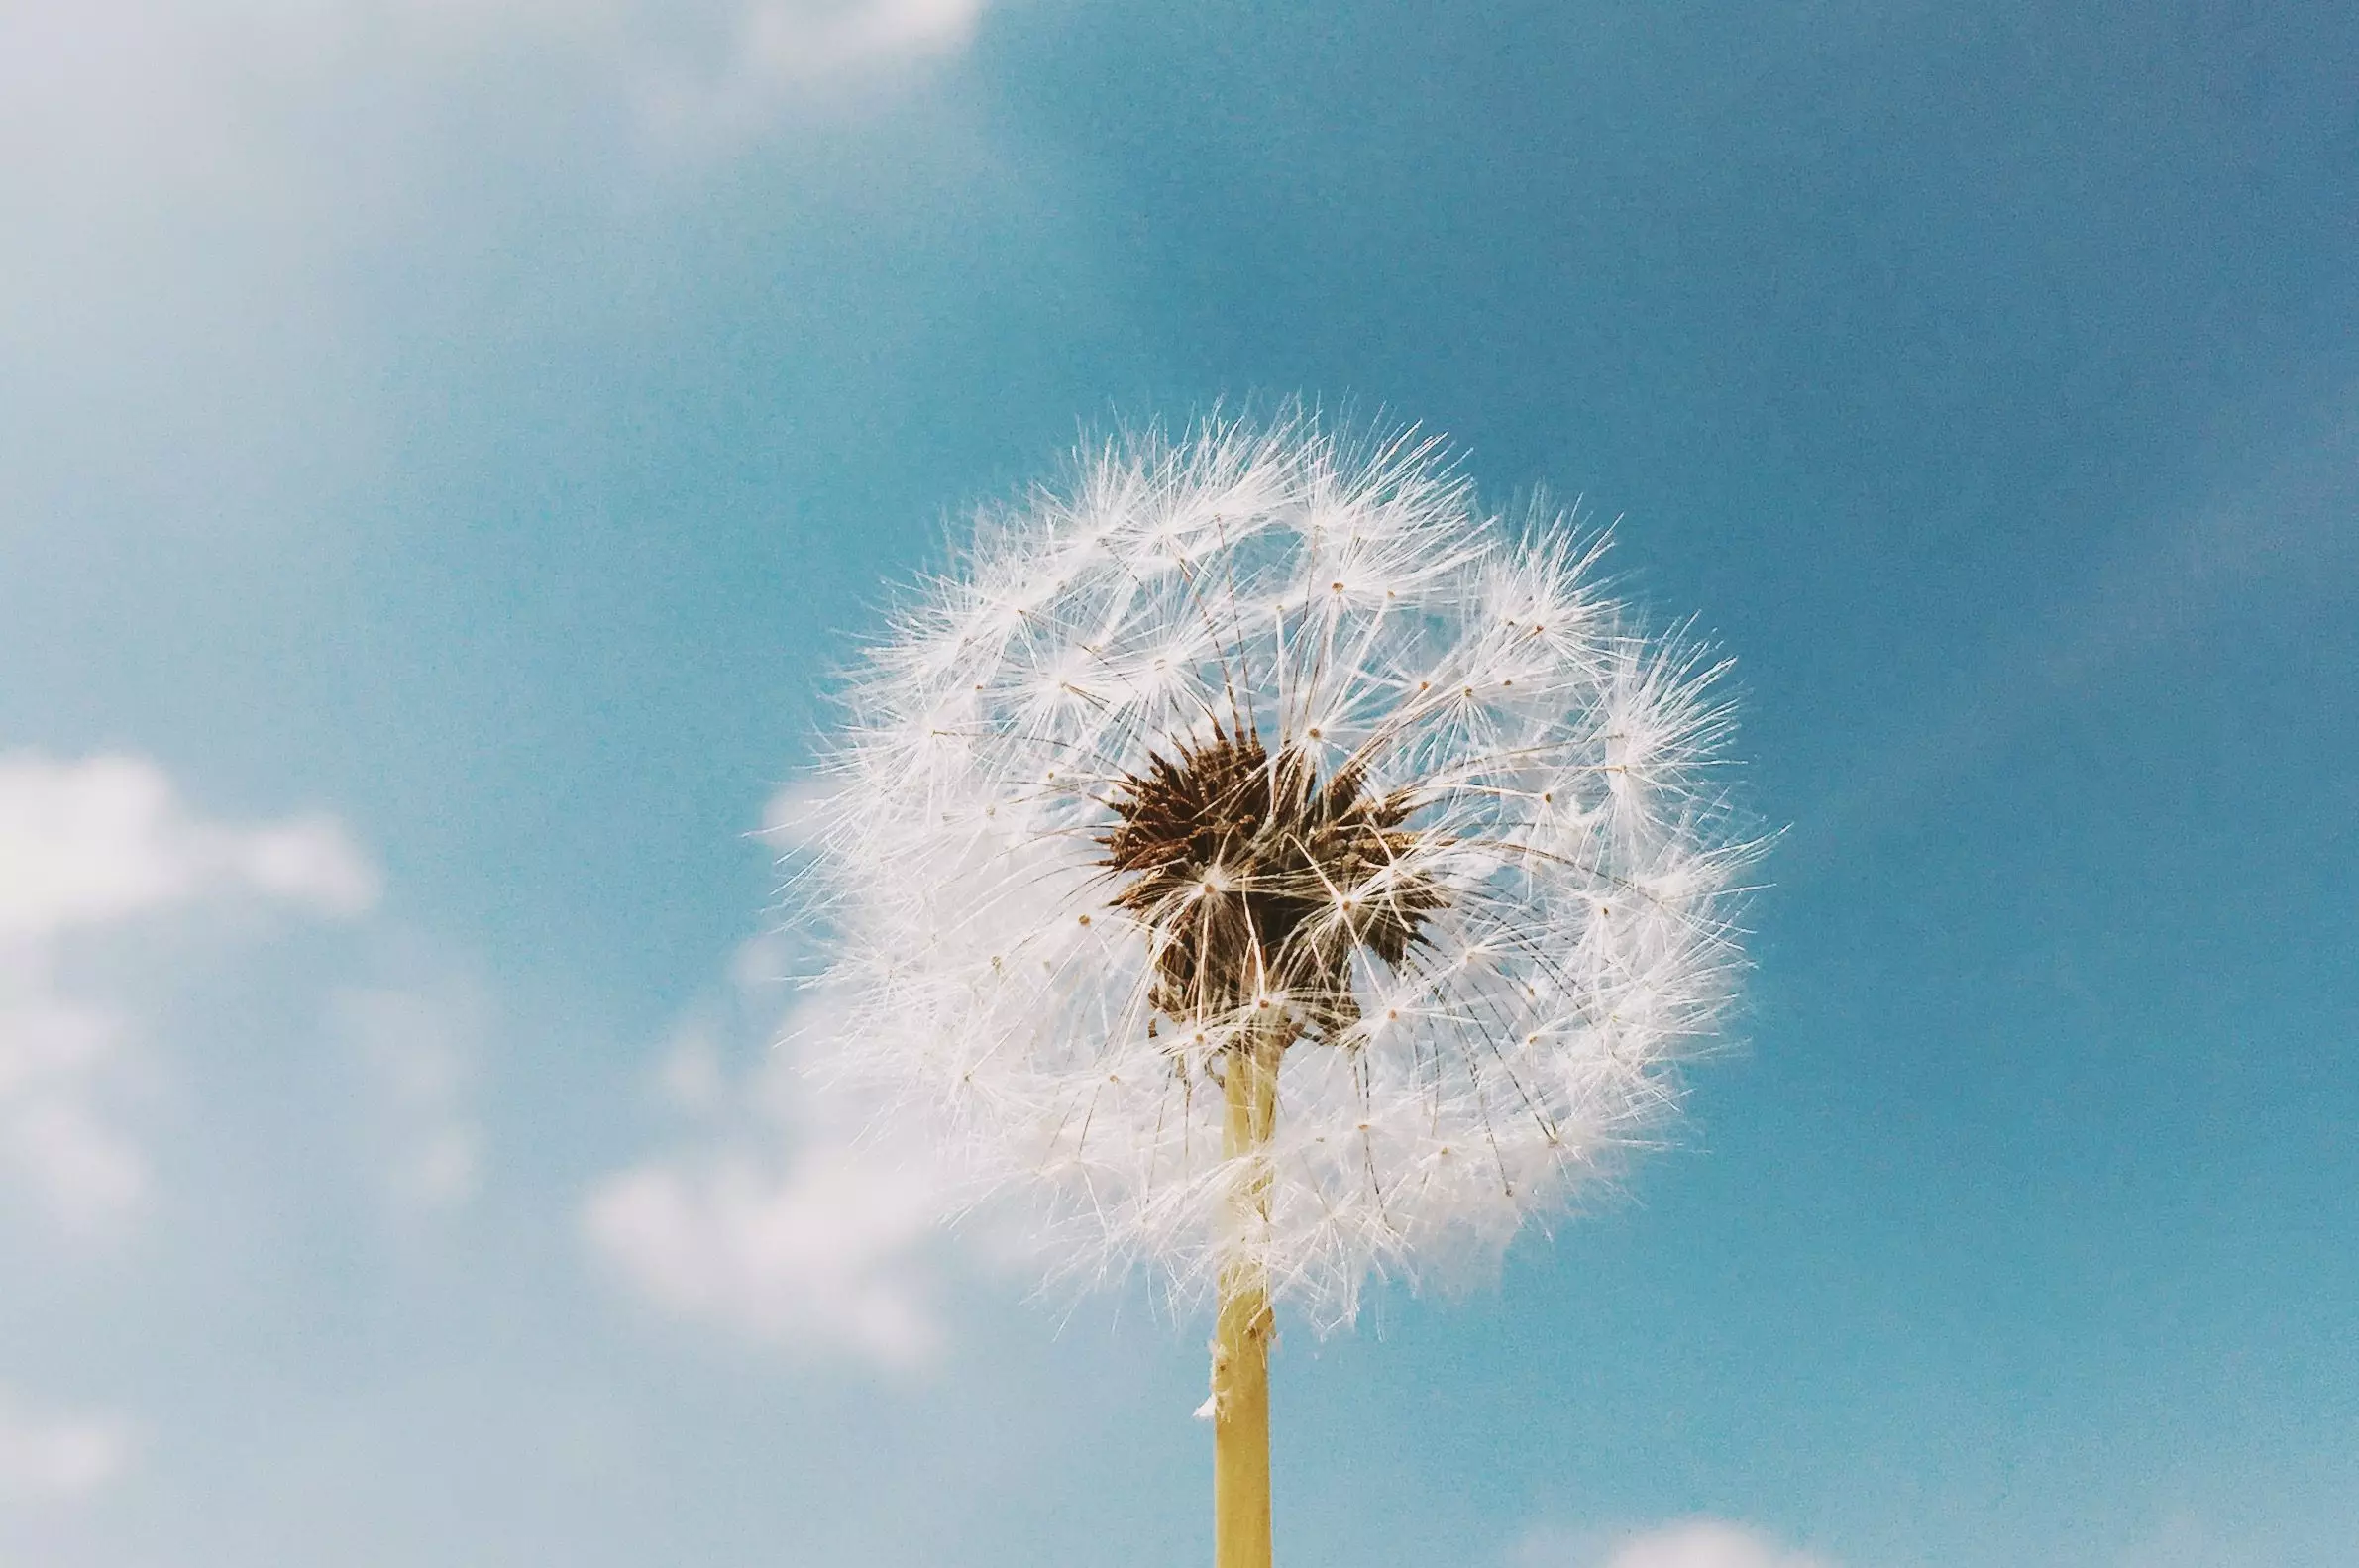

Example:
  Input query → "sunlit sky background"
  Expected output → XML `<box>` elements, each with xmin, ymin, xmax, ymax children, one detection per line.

<box><xmin>3</xmin><ymin>3</ymin><xmax>2356</xmax><ymax>1565</ymax></box>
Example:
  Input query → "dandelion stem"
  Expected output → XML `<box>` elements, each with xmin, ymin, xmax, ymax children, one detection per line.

<box><xmin>1214</xmin><ymin>1024</ymin><xmax>1285</xmax><ymax>1568</ymax></box>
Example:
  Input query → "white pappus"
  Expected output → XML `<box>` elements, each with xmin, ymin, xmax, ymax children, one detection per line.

<box><xmin>793</xmin><ymin>410</ymin><xmax>1759</xmax><ymax>1330</ymax></box>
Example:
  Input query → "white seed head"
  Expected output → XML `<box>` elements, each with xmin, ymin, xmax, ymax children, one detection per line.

<box><xmin>797</xmin><ymin>411</ymin><xmax>1757</xmax><ymax>1329</ymax></box>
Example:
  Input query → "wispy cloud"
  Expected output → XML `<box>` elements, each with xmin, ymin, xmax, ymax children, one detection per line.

<box><xmin>633</xmin><ymin>0</ymin><xmax>989</xmax><ymax>147</ymax></box>
<box><xmin>0</xmin><ymin>0</ymin><xmax>991</xmax><ymax>177</ymax></box>
<box><xmin>584</xmin><ymin>772</ymin><xmax>952</xmax><ymax>1367</ymax></box>
<box><xmin>1787</xmin><ymin>392</ymin><xmax>2359</xmax><ymax>865</ymax></box>
<box><xmin>583</xmin><ymin>967</ymin><xmax>949</xmax><ymax>1370</ymax></box>
<box><xmin>0</xmin><ymin>1389</ymin><xmax>139</xmax><ymax>1503</ymax></box>
<box><xmin>0</xmin><ymin>751</ymin><xmax>377</xmax><ymax>1232</ymax></box>
<box><xmin>0</xmin><ymin>752</ymin><xmax>375</xmax><ymax>936</ymax></box>
<box><xmin>1511</xmin><ymin>1519</ymin><xmax>1835</xmax><ymax>1568</ymax></box>
<box><xmin>332</xmin><ymin>981</ymin><xmax>487</xmax><ymax>1212</ymax></box>
<box><xmin>585</xmin><ymin>786</ymin><xmax>953</xmax><ymax>1370</ymax></box>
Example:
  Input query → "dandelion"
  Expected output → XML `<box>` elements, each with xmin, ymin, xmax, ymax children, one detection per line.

<box><xmin>799</xmin><ymin>410</ymin><xmax>1756</xmax><ymax>1567</ymax></box>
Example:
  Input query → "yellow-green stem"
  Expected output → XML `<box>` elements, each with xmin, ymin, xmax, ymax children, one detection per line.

<box><xmin>1213</xmin><ymin>1029</ymin><xmax>1282</xmax><ymax>1568</ymax></box>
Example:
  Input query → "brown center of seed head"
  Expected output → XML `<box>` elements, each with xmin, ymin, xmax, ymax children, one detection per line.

<box><xmin>1099</xmin><ymin>721</ymin><xmax>1446</xmax><ymax>1043</ymax></box>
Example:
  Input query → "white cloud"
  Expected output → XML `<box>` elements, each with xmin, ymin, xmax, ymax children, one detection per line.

<box><xmin>634</xmin><ymin>0</ymin><xmax>987</xmax><ymax>146</ymax></box>
<box><xmin>0</xmin><ymin>0</ymin><xmax>990</xmax><ymax>176</ymax></box>
<box><xmin>332</xmin><ymin>983</ymin><xmax>486</xmax><ymax>1211</ymax></box>
<box><xmin>1512</xmin><ymin>1520</ymin><xmax>1834</xmax><ymax>1568</ymax></box>
<box><xmin>585</xmin><ymin>1119</ymin><xmax>945</xmax><ymax>1367</ymax></box>
<box><xmin>583</xmin><ymin>934</ymin><xmax>950</xmax><ymax>1370</ymax></box>
<box><xmin>0</xmin><ymin>750</ymin><xmax>377</xmax><ymax>1230</ymax></box>
<box><xmin>0</xmin><ymin>753</ymin><xmax>376</xmax><ymax>937</ymax></box>
<box><xmin>0</xmin><ymin>1390</ymin><xmax>138</xmax><ymax>1502</ymax></box>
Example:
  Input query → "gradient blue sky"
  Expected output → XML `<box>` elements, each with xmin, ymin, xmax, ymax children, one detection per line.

<box><xmin>3</xmin><ymin>3</ymin><xmax>2356</xmax><ymax>1565</ymax></box>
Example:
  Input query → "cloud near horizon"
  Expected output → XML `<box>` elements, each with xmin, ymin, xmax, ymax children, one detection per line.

<box><xmin>0</xmin><ymin>0</ymin><xmax>990</xmax><ymax>179</ymax></box>
<box><xmin>1513</xmin><ymin>1519</ymin><xmax>1835</xmax><ymax>1568</ymax></box>
<box><xmin>585</xmin><ymin>789</ymin><xmax>955</xmax><ymax>1371</ymax></box>
<box><xmin>582</xmin><ymin>957</ymin><xmax>951</xmax><ymax>1369</ymax></box>
<box><xmin>332</xmin><ymin>982</ymin><xmax>488</xmax><ymax>1213</ymax></box>
<box><xmin>0</xmin><ymin>1389</ymin><xmax>138</xmax><ymax>1504</ymax></box>
<box><xmin>0</xmin><ymin>751</ymin><xmax>379</xmax><ymax>1232</ymax></box>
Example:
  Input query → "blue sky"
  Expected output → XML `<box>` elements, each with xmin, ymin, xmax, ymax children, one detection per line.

<box><xmin>2</xmin><ymin>3</ymin><xmax>2355</xmax><ymax>1564</ymax></box>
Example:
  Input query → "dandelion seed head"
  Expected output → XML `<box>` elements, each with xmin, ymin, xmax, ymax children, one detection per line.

<box><xmin>802</xmin><ymin>410</ymin><xmax>1758</xmax><ymax>1329</ymax></box>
